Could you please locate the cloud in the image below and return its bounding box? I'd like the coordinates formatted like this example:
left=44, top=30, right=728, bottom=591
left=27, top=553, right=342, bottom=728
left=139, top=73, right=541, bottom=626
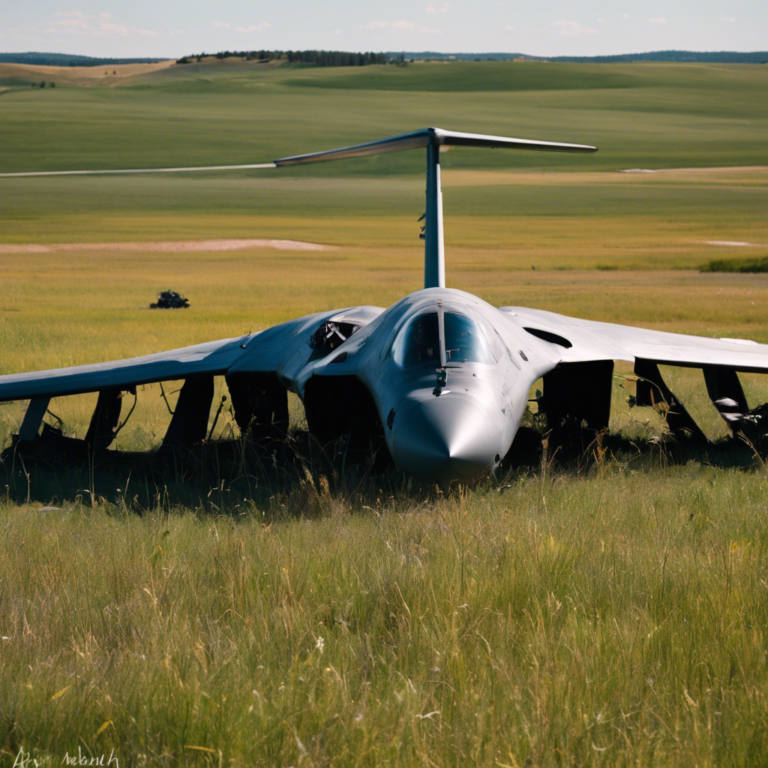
left=426, top=3, right=450, bottom=12
left=366, top=20, right=414, bottom=30
left=0, top=27, right=25, bottom=40
left=333, top=28, right=343, bottom=35
left=213, top=21, right=271, bottom=33
left=235, top=23, right=270, bottom=33
left=47, top=11, right=158, bottom=38
left=169, top=30, right=184, bottom=37
left=503, top=24, right=514, bottom=31
left=720, top=16, right=736, bottom=23
left=551, top=20, right=597, bottom=36
left=648, top=17, right=668, bottom=25
left=597, top=18, right=605, bottom=24
left=366, top=20, right=442, bottom=34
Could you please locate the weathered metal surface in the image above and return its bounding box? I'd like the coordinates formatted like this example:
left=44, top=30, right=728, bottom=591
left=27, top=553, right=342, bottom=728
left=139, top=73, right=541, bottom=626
left=85, top=389, right=123, bottom=450
left=634, top=359, right=707, bottom=441
left=18, top=397, right=50, bottom=442
left=162, top=377, right=214, bottom=446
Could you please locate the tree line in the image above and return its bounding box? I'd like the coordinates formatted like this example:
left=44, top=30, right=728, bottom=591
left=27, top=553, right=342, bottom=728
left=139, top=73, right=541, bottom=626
left=176, top=50, right=391, bottom=67
left=0, top=52, right=165, bottom=66
left=388, top=49, right=767, bottom=64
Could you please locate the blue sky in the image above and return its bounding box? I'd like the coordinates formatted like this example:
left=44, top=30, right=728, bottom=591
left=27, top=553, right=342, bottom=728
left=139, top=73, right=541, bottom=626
left=1, top=0, right=765, bottom=58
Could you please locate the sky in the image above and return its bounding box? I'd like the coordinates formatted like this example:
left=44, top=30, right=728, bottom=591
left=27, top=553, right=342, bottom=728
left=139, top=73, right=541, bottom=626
left=1, top=0, right=766, bottom=59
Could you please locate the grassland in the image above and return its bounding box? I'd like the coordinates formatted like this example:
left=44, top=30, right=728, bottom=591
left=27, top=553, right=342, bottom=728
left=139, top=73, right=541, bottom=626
left=4, top=470, right=768, bottom=766
left=1, top=59, right=768, bottom=766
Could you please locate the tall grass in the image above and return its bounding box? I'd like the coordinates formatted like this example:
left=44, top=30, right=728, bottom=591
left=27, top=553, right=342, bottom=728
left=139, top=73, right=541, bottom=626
left=2, top=463, right=768, bottom=766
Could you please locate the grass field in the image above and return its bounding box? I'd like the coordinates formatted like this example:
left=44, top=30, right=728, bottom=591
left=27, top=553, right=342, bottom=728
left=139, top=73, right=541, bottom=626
left=1, top=59, right=768, bottom=766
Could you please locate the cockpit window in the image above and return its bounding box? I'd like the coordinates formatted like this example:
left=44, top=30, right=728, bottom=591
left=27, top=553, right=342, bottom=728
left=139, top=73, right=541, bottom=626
left=392, top=312, right=440, bottom=369
left=444, top=312, right=496, bottom=365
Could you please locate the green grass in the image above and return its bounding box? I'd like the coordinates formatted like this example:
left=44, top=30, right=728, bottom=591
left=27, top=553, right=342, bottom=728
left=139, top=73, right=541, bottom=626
left=1, top=61, right=767, bottom=174
left=702, top=255, right=768, bottom=273
left=3, top=59, right=768, bottom=766
left=3, top=467, right=768, bottom=766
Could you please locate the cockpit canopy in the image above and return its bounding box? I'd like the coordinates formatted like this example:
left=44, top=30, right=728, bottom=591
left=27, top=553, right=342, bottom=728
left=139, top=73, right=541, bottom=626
left=392, top=309, right=497, bottom=369
left=392, top=312, right=440, bottom=369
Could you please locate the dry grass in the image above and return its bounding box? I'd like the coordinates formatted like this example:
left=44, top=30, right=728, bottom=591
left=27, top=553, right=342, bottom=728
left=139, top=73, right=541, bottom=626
left=0, top=60, right=175, bottom=86
left=3, top=465, right=768, bottom=766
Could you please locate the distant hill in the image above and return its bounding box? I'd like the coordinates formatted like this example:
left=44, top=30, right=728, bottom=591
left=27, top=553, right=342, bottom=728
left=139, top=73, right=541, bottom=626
left=388, top=50, right=768, bottom=64
left=0, top=52, right=168, bottom=67
left=4, top=49, right=766, bottom=69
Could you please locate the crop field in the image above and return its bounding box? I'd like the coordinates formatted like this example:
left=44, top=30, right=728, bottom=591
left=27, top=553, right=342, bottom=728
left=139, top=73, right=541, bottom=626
left=1, top=59, right=768, bottom=766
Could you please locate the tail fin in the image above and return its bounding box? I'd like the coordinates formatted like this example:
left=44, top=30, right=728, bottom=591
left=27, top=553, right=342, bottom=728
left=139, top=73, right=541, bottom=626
left=275, top=127, right=597, bottom=289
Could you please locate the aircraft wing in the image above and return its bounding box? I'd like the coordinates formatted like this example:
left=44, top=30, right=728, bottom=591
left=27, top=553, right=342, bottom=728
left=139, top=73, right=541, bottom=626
left=502, top=307, right=768, bottom=372
left=0, top=305, right=385, bottom=403
left=0, top=336, right=254, bottom=403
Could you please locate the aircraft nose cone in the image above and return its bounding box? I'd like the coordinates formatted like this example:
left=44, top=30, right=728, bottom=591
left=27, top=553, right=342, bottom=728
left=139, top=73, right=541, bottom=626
left=391, top=395, right=502, bottom=485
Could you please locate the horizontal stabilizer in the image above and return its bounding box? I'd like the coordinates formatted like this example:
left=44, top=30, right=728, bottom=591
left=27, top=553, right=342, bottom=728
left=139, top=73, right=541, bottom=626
left=0, top=163, right=277, bottom=179
left=0, top=127, right=596, bottom=177
left=274, top=127, right=597, bottom=166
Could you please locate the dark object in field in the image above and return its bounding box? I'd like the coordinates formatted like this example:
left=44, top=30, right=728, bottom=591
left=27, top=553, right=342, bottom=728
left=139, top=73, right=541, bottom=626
left=150, top=290, right=190, bottom=309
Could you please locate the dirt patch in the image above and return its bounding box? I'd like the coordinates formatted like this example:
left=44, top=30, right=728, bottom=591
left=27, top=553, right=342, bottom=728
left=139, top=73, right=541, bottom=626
left=0, top=239, right=332, bottom=254
left=704, top=241, right=766, bottom=247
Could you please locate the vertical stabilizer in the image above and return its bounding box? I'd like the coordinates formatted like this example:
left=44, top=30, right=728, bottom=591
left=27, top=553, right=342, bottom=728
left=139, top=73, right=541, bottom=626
left=424, top=135, right=445, bottom=289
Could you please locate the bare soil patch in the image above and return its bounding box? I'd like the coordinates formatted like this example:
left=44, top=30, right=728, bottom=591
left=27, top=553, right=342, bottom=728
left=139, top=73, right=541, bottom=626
left=0, top=239, right=332, bottom=254
left=704, top=240, right=766, bottom=247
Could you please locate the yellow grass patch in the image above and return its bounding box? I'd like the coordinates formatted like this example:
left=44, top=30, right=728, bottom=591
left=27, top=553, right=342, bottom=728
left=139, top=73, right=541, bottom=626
left=0, top=59, right=175, bottom=86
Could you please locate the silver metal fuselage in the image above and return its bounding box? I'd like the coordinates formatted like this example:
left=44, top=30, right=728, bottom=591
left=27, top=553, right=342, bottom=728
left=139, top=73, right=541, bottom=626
left=292, top=288, right=560, bottom=484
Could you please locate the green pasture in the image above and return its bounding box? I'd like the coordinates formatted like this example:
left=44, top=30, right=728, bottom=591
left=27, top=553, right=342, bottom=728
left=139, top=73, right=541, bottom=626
left=1, top=60, right=767, bottom=174
left=2, top=59, right=768, bottom=766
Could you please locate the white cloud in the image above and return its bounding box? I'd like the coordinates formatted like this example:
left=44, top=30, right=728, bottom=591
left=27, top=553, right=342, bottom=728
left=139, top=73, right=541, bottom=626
left=623, top=13, right=630, bottom=19
left=367, top=20, right=414, bottom=30
left=169, top=30, right=184, bottom=37
left=47, top=11, right=158, bottom=37
left=426, top=3, right=450, bottom=12
left=503, top=24, right=514, bottom=31
left=213, top=21, right=270, bottom=33
left=648, top=17, right=668, bottom=25
left=235, top=23, right=270, bottom=33
left=366, top=20, right=442, bottom=34
left=332, top=28, right=343, bottom=35
left=720, top=16, right=736, bottom=23
left=597, top=18, right=605, bottom=24
left=551, top=19, right=597, bottom=36
left=0, top=26, right=24, bottom=39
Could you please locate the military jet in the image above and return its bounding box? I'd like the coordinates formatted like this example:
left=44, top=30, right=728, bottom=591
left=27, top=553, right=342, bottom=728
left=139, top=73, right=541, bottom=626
left=2, top=127, right=768, bottom=485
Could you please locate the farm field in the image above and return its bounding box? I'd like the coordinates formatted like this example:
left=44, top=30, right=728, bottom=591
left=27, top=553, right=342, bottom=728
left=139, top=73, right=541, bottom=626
left=1, top=59, right=768, bottom=765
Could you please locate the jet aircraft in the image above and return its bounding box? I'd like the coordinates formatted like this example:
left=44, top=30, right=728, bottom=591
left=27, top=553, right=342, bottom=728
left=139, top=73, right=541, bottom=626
left=2, top=127, right=768, bottom=485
